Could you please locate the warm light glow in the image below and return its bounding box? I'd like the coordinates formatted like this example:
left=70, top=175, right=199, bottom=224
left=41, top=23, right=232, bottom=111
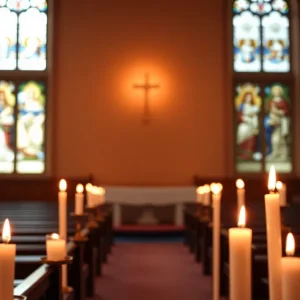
left=276, top=181, right=283, bottom=190
left=196, top=186, right=204, bottom=195
left=76, top=184, right=84, bottom=193
left=51, top=233, right=60, bottom=240
left=236, top=179, right=245, bottom=189
left=238, top=206, right=246, bottom=228
left=85, top=183, right=92, bottom=192
left=268, top=165, right=277, bottom=192
left=2, top=219, right=11, bottom=243
left=203, top=184, right=210, bottom=193
left=59, top=179, right=67, bottom=192
left=98, top=187, right=106, bottom=196
left=211, top=183, right=223, bottom=195
left=286, top=233, right=295, bottom=256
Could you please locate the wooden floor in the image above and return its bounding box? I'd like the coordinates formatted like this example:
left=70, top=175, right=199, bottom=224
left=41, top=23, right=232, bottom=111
left=93, top=241, right=213, bottom=300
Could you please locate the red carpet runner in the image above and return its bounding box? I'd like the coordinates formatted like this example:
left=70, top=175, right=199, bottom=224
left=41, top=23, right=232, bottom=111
left=94, top=242, right=212, bottom=300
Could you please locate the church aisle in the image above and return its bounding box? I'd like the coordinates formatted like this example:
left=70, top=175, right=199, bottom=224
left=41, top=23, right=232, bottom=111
left=94, top=242, right=212, bottom=300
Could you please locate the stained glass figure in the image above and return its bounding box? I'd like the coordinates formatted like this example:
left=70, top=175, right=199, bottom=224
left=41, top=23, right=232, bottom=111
left=0, top=81, right=15, bottom=173
left=235, top=83, right=262, bottom=172
left=262, top=11, right=289, bottom=72
left=0, top=7, right=17, bottom=70
left=16, top=81, right=45, bottom=173
left=18, top=7, right=47, bottom=70
left=233, top=11, right=261, bottom=72
left=264, top=83, right=291, bottom=172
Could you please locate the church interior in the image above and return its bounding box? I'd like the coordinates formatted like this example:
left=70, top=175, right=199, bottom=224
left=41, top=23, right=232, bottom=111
left=0, top=0, right=300, bottom=299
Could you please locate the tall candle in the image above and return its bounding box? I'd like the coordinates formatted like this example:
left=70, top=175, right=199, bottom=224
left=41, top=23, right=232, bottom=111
left=281, top=233, right=300, bottom=300
left=229, top=206, right=252, bottom=300
left=211, top=182, right=223, bottom=300
left=99, top=187, right=106, bottom=205
left=236, top=179, right=245, bottom=214
left=58, top=179, right=68, bottom=288
left=0, top=219, right=16, bottom=300
left=276, top=181, right=287, bottom=207
left=46, top=233, right=66, bottom=261
left=85, top=183, right=93, bottom=208
left=265, top=166, right=282, bottom=300
left=203, top=184, right=211, bottom=206
left=75, top=184, right=84, bottom=215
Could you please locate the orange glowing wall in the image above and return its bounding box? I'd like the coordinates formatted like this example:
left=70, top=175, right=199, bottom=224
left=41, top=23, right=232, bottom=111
left=53, top=0, right=227, bottom=185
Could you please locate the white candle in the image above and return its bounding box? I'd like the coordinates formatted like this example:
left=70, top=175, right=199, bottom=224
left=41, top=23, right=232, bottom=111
left=99, top=187, right=106, bottom=205
left=0, top=219, right=16, bottom=300
left=281, top=233, right=300, bottom=300
left=236, top=179, right=245, bottom=213
left=75, top=184, right=84, bottom=215
left=46, top=233, right=66, bottom=261
left=229, top=206, right=252, bottom=300
left=58, top=179, right=68, bottom=288
left=265, top=166, right=282, bottom=300
left=211, top=182, right=223, bottom=300
left=85, top=183, right=93, bottom=208
left=203, top=184, right=211, bottom=206
left=196, top=186, right=203, bottom=204
left=276, top=181, right=287, bottom=207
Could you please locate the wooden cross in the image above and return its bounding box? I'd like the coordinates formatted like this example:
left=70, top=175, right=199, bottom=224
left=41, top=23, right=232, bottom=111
left=133, top=73, right=160, bottom=123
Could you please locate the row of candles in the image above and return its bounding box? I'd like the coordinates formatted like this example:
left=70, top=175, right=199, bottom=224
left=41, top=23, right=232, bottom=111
left=0, top=180, right=105, bottom=300
left=196, top=166, right=299, bottom=300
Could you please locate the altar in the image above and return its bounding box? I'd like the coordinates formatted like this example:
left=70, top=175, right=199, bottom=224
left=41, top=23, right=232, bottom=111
left=104, top=186, right=196, bottom=227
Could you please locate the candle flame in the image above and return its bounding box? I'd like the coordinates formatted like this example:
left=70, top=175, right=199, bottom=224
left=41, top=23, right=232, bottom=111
left=51, top=233, right=60, bottom=240
left=211, top=183, right=223, bottom=195
left=76, top=183, right=84, bottom=193
left=85, top=183, right=92, bottom=192
left=59, top=179, right=67, bottom=191
left=276, top=181, right=283, bottom=190
left=196, top=186, right=204, bottom=195
left=286, top=233, right=295, bottom=256
left=238, top=206, right=246, bottom=228
left=268, top=165, right=276, bottom=192
left=2, top=219, right=11, bottom=243
left=204, top=184, right=210, bottom=193
left=236, top=179, right=245, bottom=189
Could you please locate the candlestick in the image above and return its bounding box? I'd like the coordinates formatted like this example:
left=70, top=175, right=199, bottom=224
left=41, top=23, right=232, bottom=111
left=276, top=181, right=287, bottom=207
left=211, top=182, right=223, bottom=300
left=75, top=184, right=84, bottom=215
left=0, top=219, right=16, bottom=300
left=58, top=179, right=68, bottom=289
left=265, top=166, right=282, bottom=300
left=236, top=179, right=245, bottom=214
left=229, top=206, right=252, bottom=300
left=46, top=233, right=66, bottom=261
left=281, top=233, right=300, bottom=300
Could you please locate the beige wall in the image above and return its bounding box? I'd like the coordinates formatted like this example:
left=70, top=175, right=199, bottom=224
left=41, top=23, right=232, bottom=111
left=53, top=0, right=227, bottom=185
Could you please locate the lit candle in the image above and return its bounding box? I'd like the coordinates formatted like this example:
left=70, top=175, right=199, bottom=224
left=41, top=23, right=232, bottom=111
left=85, top=183, right=93, bottom=208
left=46, top=233, right=66, bottom=261
left=276, top=181, right=287, bottom=207
left=58, top=179, right=68, bottom=288
left=265, top=166, right=282, bottom=300
left=281, top=233, right=300, bottom=300
left=229, top=206, right=252, bottom=300
left=0, top=219, right=16, bottom=300
left=236, top=179, right=245, bottom=214
left=203, top=184, right=211, bottom=206
left=75, top=184, right=84, bottom=215
left=211, top=182, right=223, bottom=300
left=196, top=186, right=203, bottom=204
left=99, top=187, right=106, bottom=205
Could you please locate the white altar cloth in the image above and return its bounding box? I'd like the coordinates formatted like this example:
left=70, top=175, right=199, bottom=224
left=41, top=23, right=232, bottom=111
left=104, top=186, right=196, bottom=226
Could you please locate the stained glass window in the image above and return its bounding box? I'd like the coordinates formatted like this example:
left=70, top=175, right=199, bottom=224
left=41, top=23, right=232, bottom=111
left=0, top=1, right=48, bottom=174
left=0, top=0, right=48, bottom=71
left=233, top=0, right=290, bottom=73
left=232, top=0, right=293, bottom=174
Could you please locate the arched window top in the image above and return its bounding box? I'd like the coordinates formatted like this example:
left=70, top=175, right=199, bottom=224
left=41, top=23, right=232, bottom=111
left=0, top=0, right=48, bottom=70
left=233, top=0, right=290, bottom=73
